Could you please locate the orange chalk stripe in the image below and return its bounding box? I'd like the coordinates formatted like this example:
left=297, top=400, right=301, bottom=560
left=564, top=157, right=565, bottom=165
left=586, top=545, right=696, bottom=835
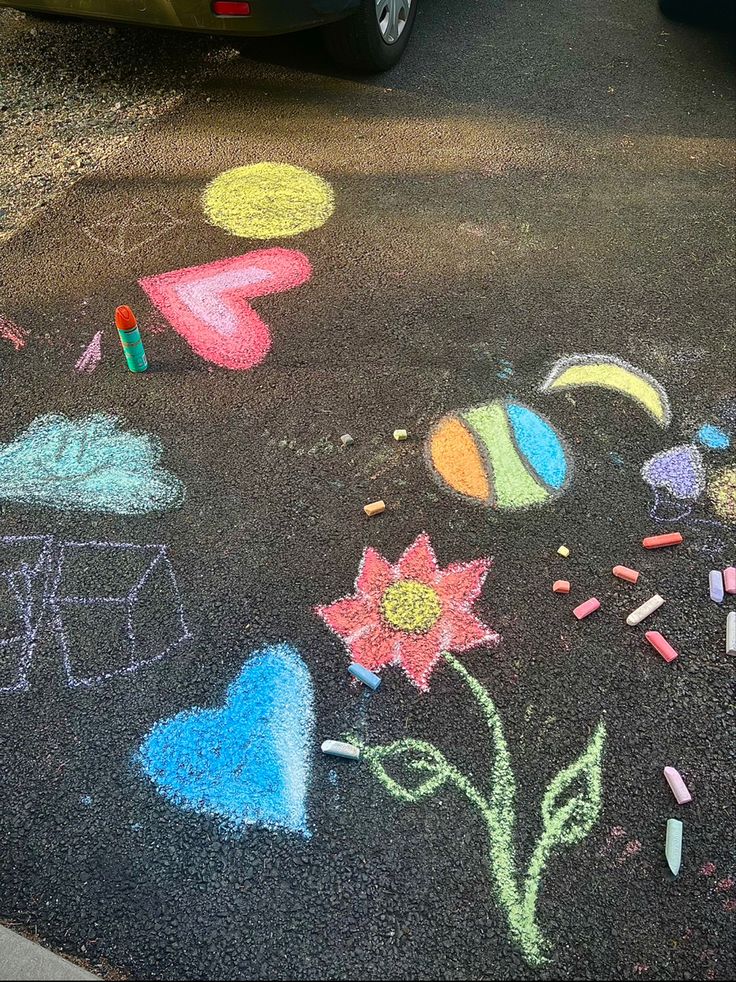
left=573, top=597, right=600, bottom=620
left=613, top=565, right=640, bottom=584
left=553, top=580, right=571, bottom=594
left=363, top=500, right=386, bottom=517
left=643, top=532, right=683, bottom=549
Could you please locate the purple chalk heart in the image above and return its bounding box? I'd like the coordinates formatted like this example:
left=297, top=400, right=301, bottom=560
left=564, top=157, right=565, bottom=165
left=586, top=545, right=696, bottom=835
left=641, top=444, right=705, bottom=501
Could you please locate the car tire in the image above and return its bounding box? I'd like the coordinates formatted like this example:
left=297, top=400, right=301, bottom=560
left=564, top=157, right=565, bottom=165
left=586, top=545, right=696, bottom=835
left=322, top=0, right=418, bottom=73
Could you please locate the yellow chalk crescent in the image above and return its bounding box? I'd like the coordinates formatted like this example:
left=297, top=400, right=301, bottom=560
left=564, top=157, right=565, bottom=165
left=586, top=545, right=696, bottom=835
left=540, top=354, right=671, bottom=427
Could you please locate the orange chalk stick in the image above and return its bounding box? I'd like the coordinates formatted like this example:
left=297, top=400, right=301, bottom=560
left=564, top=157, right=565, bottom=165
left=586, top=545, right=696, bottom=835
left=363, top=500, right=386, bottom=517
left=645, top=630, right=678, bottom=663
left=553, top=580, right=571, bottom=594
left=573, top=597, right=600, bottom=620
left=643, top=532, right=683, bottom=549
left=613, top=565, right=640, bottom=584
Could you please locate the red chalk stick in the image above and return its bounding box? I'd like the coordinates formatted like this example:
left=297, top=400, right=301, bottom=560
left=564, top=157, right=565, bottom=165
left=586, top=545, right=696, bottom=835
left=645, top=630, right=678, bottom=663
left=613, top=565, right=640, bottom=584
left=642, top=532, right=683, bottom=549
left=573, top=597, right=600, bottom=620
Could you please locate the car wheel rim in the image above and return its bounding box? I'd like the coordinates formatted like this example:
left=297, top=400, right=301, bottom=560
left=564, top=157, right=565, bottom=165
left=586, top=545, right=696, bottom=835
left=375, top=0, right=411, bottom=45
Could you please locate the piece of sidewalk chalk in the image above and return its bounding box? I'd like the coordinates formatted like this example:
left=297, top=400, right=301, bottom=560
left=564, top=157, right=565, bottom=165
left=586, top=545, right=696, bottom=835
left=553, top=580, right=571, bottom=594
left=393, top=429, right=408, bottom=441
left=727, top=611, right=736, bottom=655
left=573, top=597, right=600, bottom=620
left=363, top=500, right=386, bottom=517
left=321, top=740, right=360, bottom=761
left=664, top=767, right=692, bottom=805
left=665, top=818, right=683, bottom=876
left=557, top=545, right=570, bottom=558
left=709, top=570, right=724, bottom=603
left=340, top=433, right=354, bottom=447
left=645, top=630, right=678, bottom=663
left=724, top=566, right=736, bottom=594
left=348, top=662, right=381, bottom=690
left=643, top=532, right=683, bottom=549
left=626, top=594, right=665, bottom=626
left=613, top=565, right=640, bottom=584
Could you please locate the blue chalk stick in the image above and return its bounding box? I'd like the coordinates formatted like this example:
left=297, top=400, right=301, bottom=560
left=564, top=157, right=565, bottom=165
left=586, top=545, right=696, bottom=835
left=709, top=569, right=724, bottom=604
left=348, top=662, right=381, bottom=690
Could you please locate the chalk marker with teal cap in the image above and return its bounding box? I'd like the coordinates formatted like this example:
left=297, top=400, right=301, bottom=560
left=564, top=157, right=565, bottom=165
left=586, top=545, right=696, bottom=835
left=115, top=305, right=148, bottom=372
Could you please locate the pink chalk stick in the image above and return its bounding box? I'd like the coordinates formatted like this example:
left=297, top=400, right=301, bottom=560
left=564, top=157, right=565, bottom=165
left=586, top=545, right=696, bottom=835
left=724, top=567, right=736, bottom=594
left=664, top=766, right=692, bottom=805
left=553, top=580, right=571, bottom=594
left=573, top=597, right=600, bottom=620
left=645, top=630, right=678, bottom=663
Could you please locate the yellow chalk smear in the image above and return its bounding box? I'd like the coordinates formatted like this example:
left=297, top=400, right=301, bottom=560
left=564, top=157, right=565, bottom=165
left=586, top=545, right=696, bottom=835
left=203, top=162, right=335, bottom=239
left=545, top=361, right=669, bottom=426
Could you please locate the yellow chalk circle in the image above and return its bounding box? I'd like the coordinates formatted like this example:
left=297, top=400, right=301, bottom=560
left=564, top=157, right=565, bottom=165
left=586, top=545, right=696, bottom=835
left=707, top=465, right=736, bottom=523
left=203, top=162, right=335, bottom=239
left=540, top=354, right=671, bottom=427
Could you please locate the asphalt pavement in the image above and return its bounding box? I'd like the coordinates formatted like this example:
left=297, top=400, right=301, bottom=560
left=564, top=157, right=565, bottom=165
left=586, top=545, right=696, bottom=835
left=0, top=1, right=734, bottom=979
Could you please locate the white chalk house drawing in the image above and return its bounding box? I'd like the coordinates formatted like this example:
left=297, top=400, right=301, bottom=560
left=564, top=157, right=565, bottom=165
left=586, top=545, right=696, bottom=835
left=0, top=535, right=190, bottom=693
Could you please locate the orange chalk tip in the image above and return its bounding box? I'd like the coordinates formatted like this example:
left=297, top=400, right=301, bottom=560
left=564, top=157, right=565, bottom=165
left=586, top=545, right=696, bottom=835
left=573, top=597, right=600, bottom=620
left=613, top=565, right=640, bottom=584
left=553, top=580, right=571, bottom=594
left=115, top=305, right=137, bottom=332
left=642, top=532, right=683, bottom=549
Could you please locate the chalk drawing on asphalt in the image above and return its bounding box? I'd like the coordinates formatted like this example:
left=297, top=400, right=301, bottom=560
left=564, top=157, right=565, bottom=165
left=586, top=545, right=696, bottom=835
left=74, top=331, right=103, bottom=374
left=641, top=445, right=706, bottom=502
left=316, top=532, right=499, bottom=692
left=81, top=203, right=187, bottom=258
left=540, top=354, right=672, bottom=427
left=138, top=248, right=311, bottom=371
left=137, top=643, right=313, bottom=836
left=0, top=535, right=190, bottom=692
left=708, top=466, right=736, bottom=523
left=202, top=162, right=334, bottom=239
left=0, top=414, right=184, bottom=515
left=696, top=424, right=730, bottom=450
left=316, top=533, right=605, bottom=965
left=426, top=399, right=571, bottom=511
left=0, top=314, right=28, bottom=351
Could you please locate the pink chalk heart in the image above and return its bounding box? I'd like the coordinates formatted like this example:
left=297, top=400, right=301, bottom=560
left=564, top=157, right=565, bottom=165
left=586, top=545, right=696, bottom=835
left=139, top=248, right=311, bottom=371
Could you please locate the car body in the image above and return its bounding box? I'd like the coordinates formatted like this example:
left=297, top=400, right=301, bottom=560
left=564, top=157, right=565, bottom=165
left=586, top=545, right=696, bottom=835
left=1, top=0, right=359, bottom=36
left=0, top=0, right=418, bottom=70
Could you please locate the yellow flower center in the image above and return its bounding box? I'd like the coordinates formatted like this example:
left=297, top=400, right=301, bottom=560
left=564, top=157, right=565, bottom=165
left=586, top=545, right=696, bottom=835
left=380, top=579, right=442, bottom=634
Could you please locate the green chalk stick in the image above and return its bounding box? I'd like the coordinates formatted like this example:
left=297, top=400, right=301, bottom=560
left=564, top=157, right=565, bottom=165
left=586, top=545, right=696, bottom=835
left=666, top=818, right=683, bottom=876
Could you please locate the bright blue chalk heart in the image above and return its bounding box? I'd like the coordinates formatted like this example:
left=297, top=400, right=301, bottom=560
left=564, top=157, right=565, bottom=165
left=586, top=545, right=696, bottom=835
left=137, top=644, right=314, bottom=835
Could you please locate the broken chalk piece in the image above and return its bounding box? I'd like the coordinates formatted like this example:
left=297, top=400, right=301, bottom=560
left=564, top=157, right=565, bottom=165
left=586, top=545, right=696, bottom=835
left=645, top=630, right=678, bottom=663
left=626, top=593, right=665, bottom=626
left=553, top=580, right=571, bottom=594
left=321, top=740, right=360, bottom=761
left=709, top=570, right=725, bottom=604
left=664, top=766, right=692, bottom=805
left=727, top=611, right=736, bottom=655
left=643, top=532, right=683, bottom=549
left=557, top=545, right=570, bottom=558
left=724, top=566, right=736, bottom=594
left=348, top=662, right=381, bottom=691
left=613, top=565, right=640, bottom=584
left=393, top=429, right=408, bottom=441
left=340, top=433, right=354, bottom=447
left=665, top=818, right=683, bottom=876
left=573, top=597, right=600, bottom=620
left=363, top=500, right=386, bottom=517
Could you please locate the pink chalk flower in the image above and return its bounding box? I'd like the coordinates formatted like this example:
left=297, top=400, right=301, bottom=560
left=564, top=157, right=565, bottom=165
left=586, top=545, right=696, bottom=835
left=315, top=532, right=499, bottom=690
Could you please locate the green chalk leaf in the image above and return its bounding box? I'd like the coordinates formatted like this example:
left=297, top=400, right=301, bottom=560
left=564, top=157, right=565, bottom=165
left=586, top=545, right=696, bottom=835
left=362, top=738, right=452, bottom=804
left=539, top=721, right=606, bottom=850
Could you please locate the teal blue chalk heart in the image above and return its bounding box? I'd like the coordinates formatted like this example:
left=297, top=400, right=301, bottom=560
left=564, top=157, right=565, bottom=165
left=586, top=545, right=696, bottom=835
left=137, top=644, right=313, bottom=835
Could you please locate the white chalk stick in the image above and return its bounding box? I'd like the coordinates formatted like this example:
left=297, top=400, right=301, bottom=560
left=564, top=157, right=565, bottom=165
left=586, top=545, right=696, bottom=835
left=626, top=594, right=665, bottom=626
left=727, top=611, right=736, bottom=656
left=321, top=740, right=360, bottom=760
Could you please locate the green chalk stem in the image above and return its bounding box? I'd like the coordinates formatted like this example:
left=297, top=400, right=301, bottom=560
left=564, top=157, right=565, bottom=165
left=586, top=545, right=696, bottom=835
left=359, top=652, right=606, bottom=966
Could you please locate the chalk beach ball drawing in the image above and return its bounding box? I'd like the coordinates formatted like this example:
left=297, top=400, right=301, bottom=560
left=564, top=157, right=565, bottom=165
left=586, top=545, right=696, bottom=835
left=427, top=398, right=571, bottom=510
